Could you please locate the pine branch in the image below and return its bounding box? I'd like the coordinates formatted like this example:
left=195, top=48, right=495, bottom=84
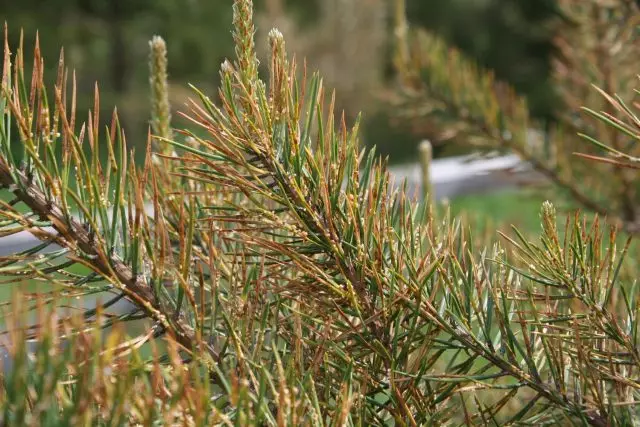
left=0, top=159, right=217, bottom=361
left=393, top=1, right=640, bottom=234
left=0, top=27, right=218, bottom=364
left=167, top=1, right=640, bottom=422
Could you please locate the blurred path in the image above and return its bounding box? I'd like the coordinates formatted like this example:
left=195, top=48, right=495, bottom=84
left=390, top=153, right=545, bottom=200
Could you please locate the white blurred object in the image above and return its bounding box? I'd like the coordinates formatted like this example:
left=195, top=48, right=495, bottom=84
left=389, top=153, right=545, bottom=200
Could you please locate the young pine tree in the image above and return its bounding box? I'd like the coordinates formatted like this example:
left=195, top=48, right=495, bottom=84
left=0, top=0, right=639, bottom=424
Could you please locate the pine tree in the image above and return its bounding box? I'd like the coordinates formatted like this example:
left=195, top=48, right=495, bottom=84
left=0, top=0, right=639, bottom=424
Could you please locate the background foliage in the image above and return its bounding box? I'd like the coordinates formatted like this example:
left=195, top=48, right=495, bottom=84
left=0, top=0, right=560, bottom=162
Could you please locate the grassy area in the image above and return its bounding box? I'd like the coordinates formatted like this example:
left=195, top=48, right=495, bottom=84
left=446, top=187, right=552, bottom=237
left=445, top=186, right=636, bottom=258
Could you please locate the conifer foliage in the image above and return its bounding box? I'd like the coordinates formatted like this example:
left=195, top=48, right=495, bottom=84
left=394, top=0, right=640, bottom=234
left=0, top=0, right=639, bottom=424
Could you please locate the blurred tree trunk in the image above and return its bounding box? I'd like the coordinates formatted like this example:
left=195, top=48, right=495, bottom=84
left=260, top=0, right=387, bottom=123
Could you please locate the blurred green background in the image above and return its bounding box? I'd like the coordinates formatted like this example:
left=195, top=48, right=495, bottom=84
left=0, top=0, right=560, bottom=164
